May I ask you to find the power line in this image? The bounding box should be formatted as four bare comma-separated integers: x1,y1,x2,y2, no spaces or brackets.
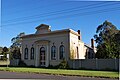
3,2,119,23
3,1,67,16
1,6,120,27
3,0,45,11
2,2,120,27
2,2,106,22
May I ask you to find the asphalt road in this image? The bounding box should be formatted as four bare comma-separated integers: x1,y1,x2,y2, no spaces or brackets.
0,71,118,80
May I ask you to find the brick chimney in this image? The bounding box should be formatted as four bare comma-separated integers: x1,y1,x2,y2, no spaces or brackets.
91,38,94,49
77,30,81,40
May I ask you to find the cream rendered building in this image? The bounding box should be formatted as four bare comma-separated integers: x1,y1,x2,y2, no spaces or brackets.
21,24,95,67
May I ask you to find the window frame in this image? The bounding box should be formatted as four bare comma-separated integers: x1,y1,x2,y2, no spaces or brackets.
76,47,79,59
51,45,56,60
30,47,34,60
24,47,28,59
59,45,65,60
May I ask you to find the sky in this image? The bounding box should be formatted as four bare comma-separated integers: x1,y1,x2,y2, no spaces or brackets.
0,0,120,47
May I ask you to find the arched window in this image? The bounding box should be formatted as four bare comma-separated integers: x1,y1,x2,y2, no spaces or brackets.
51,46,56,60
59,45,65,60
40,47,45,66
24,48,28,59
31,47,34,60
40,47,45,52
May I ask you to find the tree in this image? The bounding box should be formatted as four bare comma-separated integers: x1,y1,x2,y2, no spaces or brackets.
10,32,25,59
3,47,9,53
11,32,25,48
0,47,3,54
1,47,9,60
12,48,21,59
94,20,120,59
113,31,120,57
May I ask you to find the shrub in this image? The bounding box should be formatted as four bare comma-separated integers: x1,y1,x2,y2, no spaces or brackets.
48,65,59,69
58,59,69,69
18,60,27,67
79,67,87,70
29,65,35,68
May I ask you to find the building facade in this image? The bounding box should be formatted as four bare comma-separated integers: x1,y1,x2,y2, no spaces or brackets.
21,24,95,67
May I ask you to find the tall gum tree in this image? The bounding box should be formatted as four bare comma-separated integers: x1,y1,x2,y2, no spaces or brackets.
94,20,120,59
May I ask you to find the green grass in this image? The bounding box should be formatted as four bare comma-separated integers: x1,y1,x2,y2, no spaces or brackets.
0,67,119,79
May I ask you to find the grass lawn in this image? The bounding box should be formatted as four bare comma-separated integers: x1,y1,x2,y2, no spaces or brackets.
0,67,119,79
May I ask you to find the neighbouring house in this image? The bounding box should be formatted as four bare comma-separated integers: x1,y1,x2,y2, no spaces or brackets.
0,55,4,59
20,24,95,67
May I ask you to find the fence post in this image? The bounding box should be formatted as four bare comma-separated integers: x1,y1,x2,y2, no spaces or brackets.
114,58,117,70
72,60,73,69
73,59,75,69
96,58,98,70
80,59,82,69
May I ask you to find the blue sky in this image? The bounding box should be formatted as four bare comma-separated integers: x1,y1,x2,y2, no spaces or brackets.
0,0,120,47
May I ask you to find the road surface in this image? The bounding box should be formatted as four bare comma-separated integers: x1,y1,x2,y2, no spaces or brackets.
0,71,118,80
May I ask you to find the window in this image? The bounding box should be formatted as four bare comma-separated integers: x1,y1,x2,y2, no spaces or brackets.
31,47,34,60
59,45,65,60
24,48,28,59
76,47,79,59
40,47,45,66
51,46,56,60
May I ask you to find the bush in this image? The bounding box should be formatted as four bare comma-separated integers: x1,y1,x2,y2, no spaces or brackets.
58,59,69,69
48,59,69,69
18,60,27,67
47,65,58,69
1,56,7,60
79,67,87,70
29,65,35,68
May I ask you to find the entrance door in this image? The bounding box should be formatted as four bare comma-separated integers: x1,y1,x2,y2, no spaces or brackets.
40,47,45,66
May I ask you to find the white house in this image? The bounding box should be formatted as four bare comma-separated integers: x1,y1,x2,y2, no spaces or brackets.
0,55,4,59
21,24,95,67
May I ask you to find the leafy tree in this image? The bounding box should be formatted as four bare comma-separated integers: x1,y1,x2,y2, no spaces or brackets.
3,47,9,53
0,47,3,54
1,47,9,60
11,32,25,48
113,31,120,57
11,47,21,59
94,20,120,59
10,32,25,59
